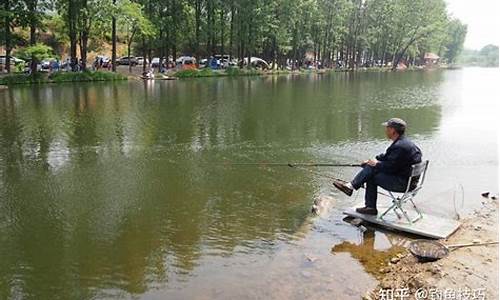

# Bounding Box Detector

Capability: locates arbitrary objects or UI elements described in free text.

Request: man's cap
[382,118,407,129]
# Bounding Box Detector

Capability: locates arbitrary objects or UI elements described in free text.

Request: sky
[446,0,500,50]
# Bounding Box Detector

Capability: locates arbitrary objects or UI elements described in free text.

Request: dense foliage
[459,45,499,68]
[1,0,469,72]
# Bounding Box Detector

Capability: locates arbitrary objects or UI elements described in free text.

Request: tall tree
[117,0,155,72]
[441,18,467,64]
[390,0,447,70]
[20,0,49,73]
[1,0,13,73]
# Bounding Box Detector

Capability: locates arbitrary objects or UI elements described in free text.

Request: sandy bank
[363,195,498,299]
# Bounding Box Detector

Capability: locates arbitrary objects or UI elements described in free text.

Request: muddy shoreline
[362,195,498,300]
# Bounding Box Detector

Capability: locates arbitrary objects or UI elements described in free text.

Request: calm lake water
[0,68,498,299]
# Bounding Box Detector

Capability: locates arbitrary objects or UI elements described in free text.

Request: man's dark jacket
[375,135,422,179]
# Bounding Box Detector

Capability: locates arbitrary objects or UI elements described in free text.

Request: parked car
[93,55,110,68]
[0,55,25,66]
[23,60,42,73]
[151,57,161,68]
[242,57,269,69]
[175,56,197,70]
[117,56,138,66]
[136,57,149,65]
[41,59,53,70]
[199,58,208,68]
[102,57,111,68]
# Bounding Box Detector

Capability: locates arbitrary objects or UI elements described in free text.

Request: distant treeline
[459,45,499,68]
[2,0,467,73]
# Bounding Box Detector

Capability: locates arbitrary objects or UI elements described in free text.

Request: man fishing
[333,118,422,215]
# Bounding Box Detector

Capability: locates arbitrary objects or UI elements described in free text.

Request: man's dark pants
[351,166,408,209]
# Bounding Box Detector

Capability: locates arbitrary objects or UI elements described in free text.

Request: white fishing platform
[343,203,461,239]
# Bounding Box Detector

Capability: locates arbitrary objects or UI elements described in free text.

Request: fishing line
[212,162,361,168]
[289,164,399,198]
[287,164,347,181]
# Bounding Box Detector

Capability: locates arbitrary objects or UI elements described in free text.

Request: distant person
[51,59,59,72]
[65,58,71,71]
[333,118,422,215]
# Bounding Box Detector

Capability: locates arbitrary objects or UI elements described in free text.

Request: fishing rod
[217,162,361,167]
[216,160,383,195]
[214,160,388,197]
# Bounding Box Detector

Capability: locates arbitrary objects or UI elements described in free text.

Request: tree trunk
[142,37,147,72]
[392,33,421,71]
[111,0,117,71]
[211,1,216,55]
[229,3,234,60]
[207,0,212,55]
[30,18,37,73]
[272,36,277,70]
[4,0,11,73]
[68,0,78,71]
[79,30,89,71]
[220,9,224,56]
[195,0,201,59]
[246,21,252,68]
[127,41,132,73]
[158,29,164,72]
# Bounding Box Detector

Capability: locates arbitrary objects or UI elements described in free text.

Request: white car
[136,57,149,65]
[151,57,161,68]
[41,59,52,70]
[0,55,25,65]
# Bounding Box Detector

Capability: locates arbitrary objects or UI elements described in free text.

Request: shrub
[174,69,200,78]
[197,68,216,77]
[224,67,242,76]
[14,44,55,63]
[225,67,262,76]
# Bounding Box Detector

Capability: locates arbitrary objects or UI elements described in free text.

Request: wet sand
[363,194,498,299]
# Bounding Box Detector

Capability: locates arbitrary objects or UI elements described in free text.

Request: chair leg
[410,198,424,222]
[396,204,413,224]
[379,194,423,224]
[379,202,396,220]
[380,192,397,220]
[409,198,423,218]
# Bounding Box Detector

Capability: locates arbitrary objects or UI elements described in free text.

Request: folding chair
[378,160,429,224]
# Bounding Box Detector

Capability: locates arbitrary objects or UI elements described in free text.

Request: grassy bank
[171,67,423,79]
[0,71,127,85]
[173,67,294,78]
[50,71,127,83]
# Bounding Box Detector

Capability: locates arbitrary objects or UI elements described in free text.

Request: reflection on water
[0,69,497,299]
[332,225,406,277]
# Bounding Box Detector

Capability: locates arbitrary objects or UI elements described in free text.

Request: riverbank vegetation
[1,0,468,75]
[0,71,126,85]
[174,67,283,78]
[458,45,499,68]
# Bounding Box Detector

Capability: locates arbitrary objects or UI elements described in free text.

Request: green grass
[174,67,267,78]
[49,71,127,82]
[0,73,46,85]
[174,68,224,78]
[0,71,127,85]
[224,67,264,76]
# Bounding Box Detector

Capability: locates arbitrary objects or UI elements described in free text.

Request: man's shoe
[355,207,378,216]
[333,179,353,196]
